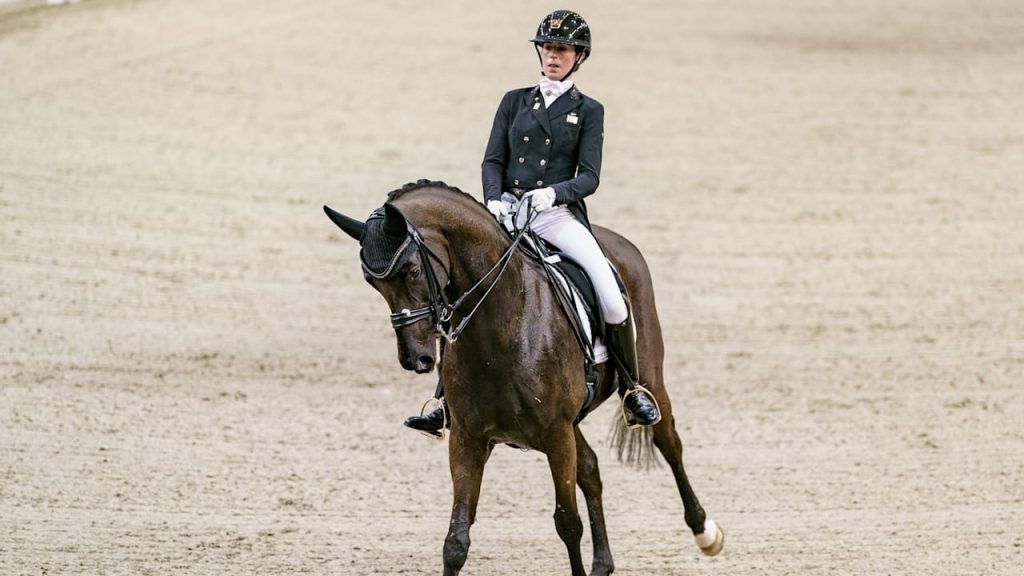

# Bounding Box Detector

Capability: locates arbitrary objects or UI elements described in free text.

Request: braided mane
[386,179,482,207]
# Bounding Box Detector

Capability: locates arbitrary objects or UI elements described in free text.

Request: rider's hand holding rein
[523,187,556,212]
[486,199,510,222]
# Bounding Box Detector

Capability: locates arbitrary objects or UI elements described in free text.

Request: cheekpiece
[360,207,415,279]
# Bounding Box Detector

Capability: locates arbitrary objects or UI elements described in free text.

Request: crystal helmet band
[531,10,591,56]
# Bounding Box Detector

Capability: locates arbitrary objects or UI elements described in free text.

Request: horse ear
[323,205,365,241]
[382,203,408,238]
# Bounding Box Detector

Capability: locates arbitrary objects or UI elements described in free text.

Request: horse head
[324,202,449,374]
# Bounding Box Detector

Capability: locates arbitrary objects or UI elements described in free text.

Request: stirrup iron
[416,397,447,441]
[620,385,661,429]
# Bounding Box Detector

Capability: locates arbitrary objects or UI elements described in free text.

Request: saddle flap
[552,254,602,335]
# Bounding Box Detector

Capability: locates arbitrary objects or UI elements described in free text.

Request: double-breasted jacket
[481,85,604,226]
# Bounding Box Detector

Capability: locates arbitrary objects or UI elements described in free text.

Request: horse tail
[608,414,660,470]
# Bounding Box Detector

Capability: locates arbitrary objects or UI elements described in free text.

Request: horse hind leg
[574,428,615,576]
[650,397,725,556]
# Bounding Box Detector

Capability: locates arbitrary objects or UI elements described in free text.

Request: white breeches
[502,193,629,325]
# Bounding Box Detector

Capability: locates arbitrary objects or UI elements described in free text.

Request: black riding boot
[403,377,448,438]
[607,317,661,427]
[403,403,446,437]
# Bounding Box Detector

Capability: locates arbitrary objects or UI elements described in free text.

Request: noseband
[387,211,537,343]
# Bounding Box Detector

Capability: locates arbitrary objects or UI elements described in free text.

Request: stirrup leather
[416,397,447,441]
[620,385,661,429]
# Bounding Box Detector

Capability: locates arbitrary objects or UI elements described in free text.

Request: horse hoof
[695,519,724,557]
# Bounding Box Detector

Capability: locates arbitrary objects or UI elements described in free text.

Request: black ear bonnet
[360,204,417,279]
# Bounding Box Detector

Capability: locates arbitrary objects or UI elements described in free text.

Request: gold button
[523,136,530,142]
[539,159,546,166]
[537,180,543,186]
[545,138,551,145]
[518,157,525,163]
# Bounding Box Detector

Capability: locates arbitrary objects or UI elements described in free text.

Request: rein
[389,207,539,343]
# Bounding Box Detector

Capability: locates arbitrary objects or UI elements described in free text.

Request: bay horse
[324,180,723,576]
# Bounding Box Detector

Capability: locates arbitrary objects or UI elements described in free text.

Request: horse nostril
[417,355,435,372]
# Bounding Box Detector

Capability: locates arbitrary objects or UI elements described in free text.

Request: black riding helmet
[531,10,591,81]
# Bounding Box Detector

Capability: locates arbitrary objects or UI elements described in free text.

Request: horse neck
[400,195,545,342]
[401,195,526,291]
[400,192,564,387]
[447,222,530,300]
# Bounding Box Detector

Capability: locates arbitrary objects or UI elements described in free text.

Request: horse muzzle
[397,333,436,374]
[401,351,435,374]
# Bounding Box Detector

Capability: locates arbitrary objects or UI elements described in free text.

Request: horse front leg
[650,394,725,556]
[574,427,615,576]
[546,427,587,576]
[442,430,492,576]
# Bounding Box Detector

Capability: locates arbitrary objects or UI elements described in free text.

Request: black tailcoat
[482,85,604,227]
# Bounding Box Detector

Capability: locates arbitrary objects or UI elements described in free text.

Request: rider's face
[540,42,578,79]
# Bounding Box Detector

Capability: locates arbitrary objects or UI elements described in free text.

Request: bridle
[388,205,539,343]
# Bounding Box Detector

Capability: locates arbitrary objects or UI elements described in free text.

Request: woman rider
[405,9,660,436]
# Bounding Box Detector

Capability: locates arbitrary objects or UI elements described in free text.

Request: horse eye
[408,265,421,279]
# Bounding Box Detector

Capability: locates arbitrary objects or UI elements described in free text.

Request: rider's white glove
[486,199,509,222]
[524,187,556,212]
